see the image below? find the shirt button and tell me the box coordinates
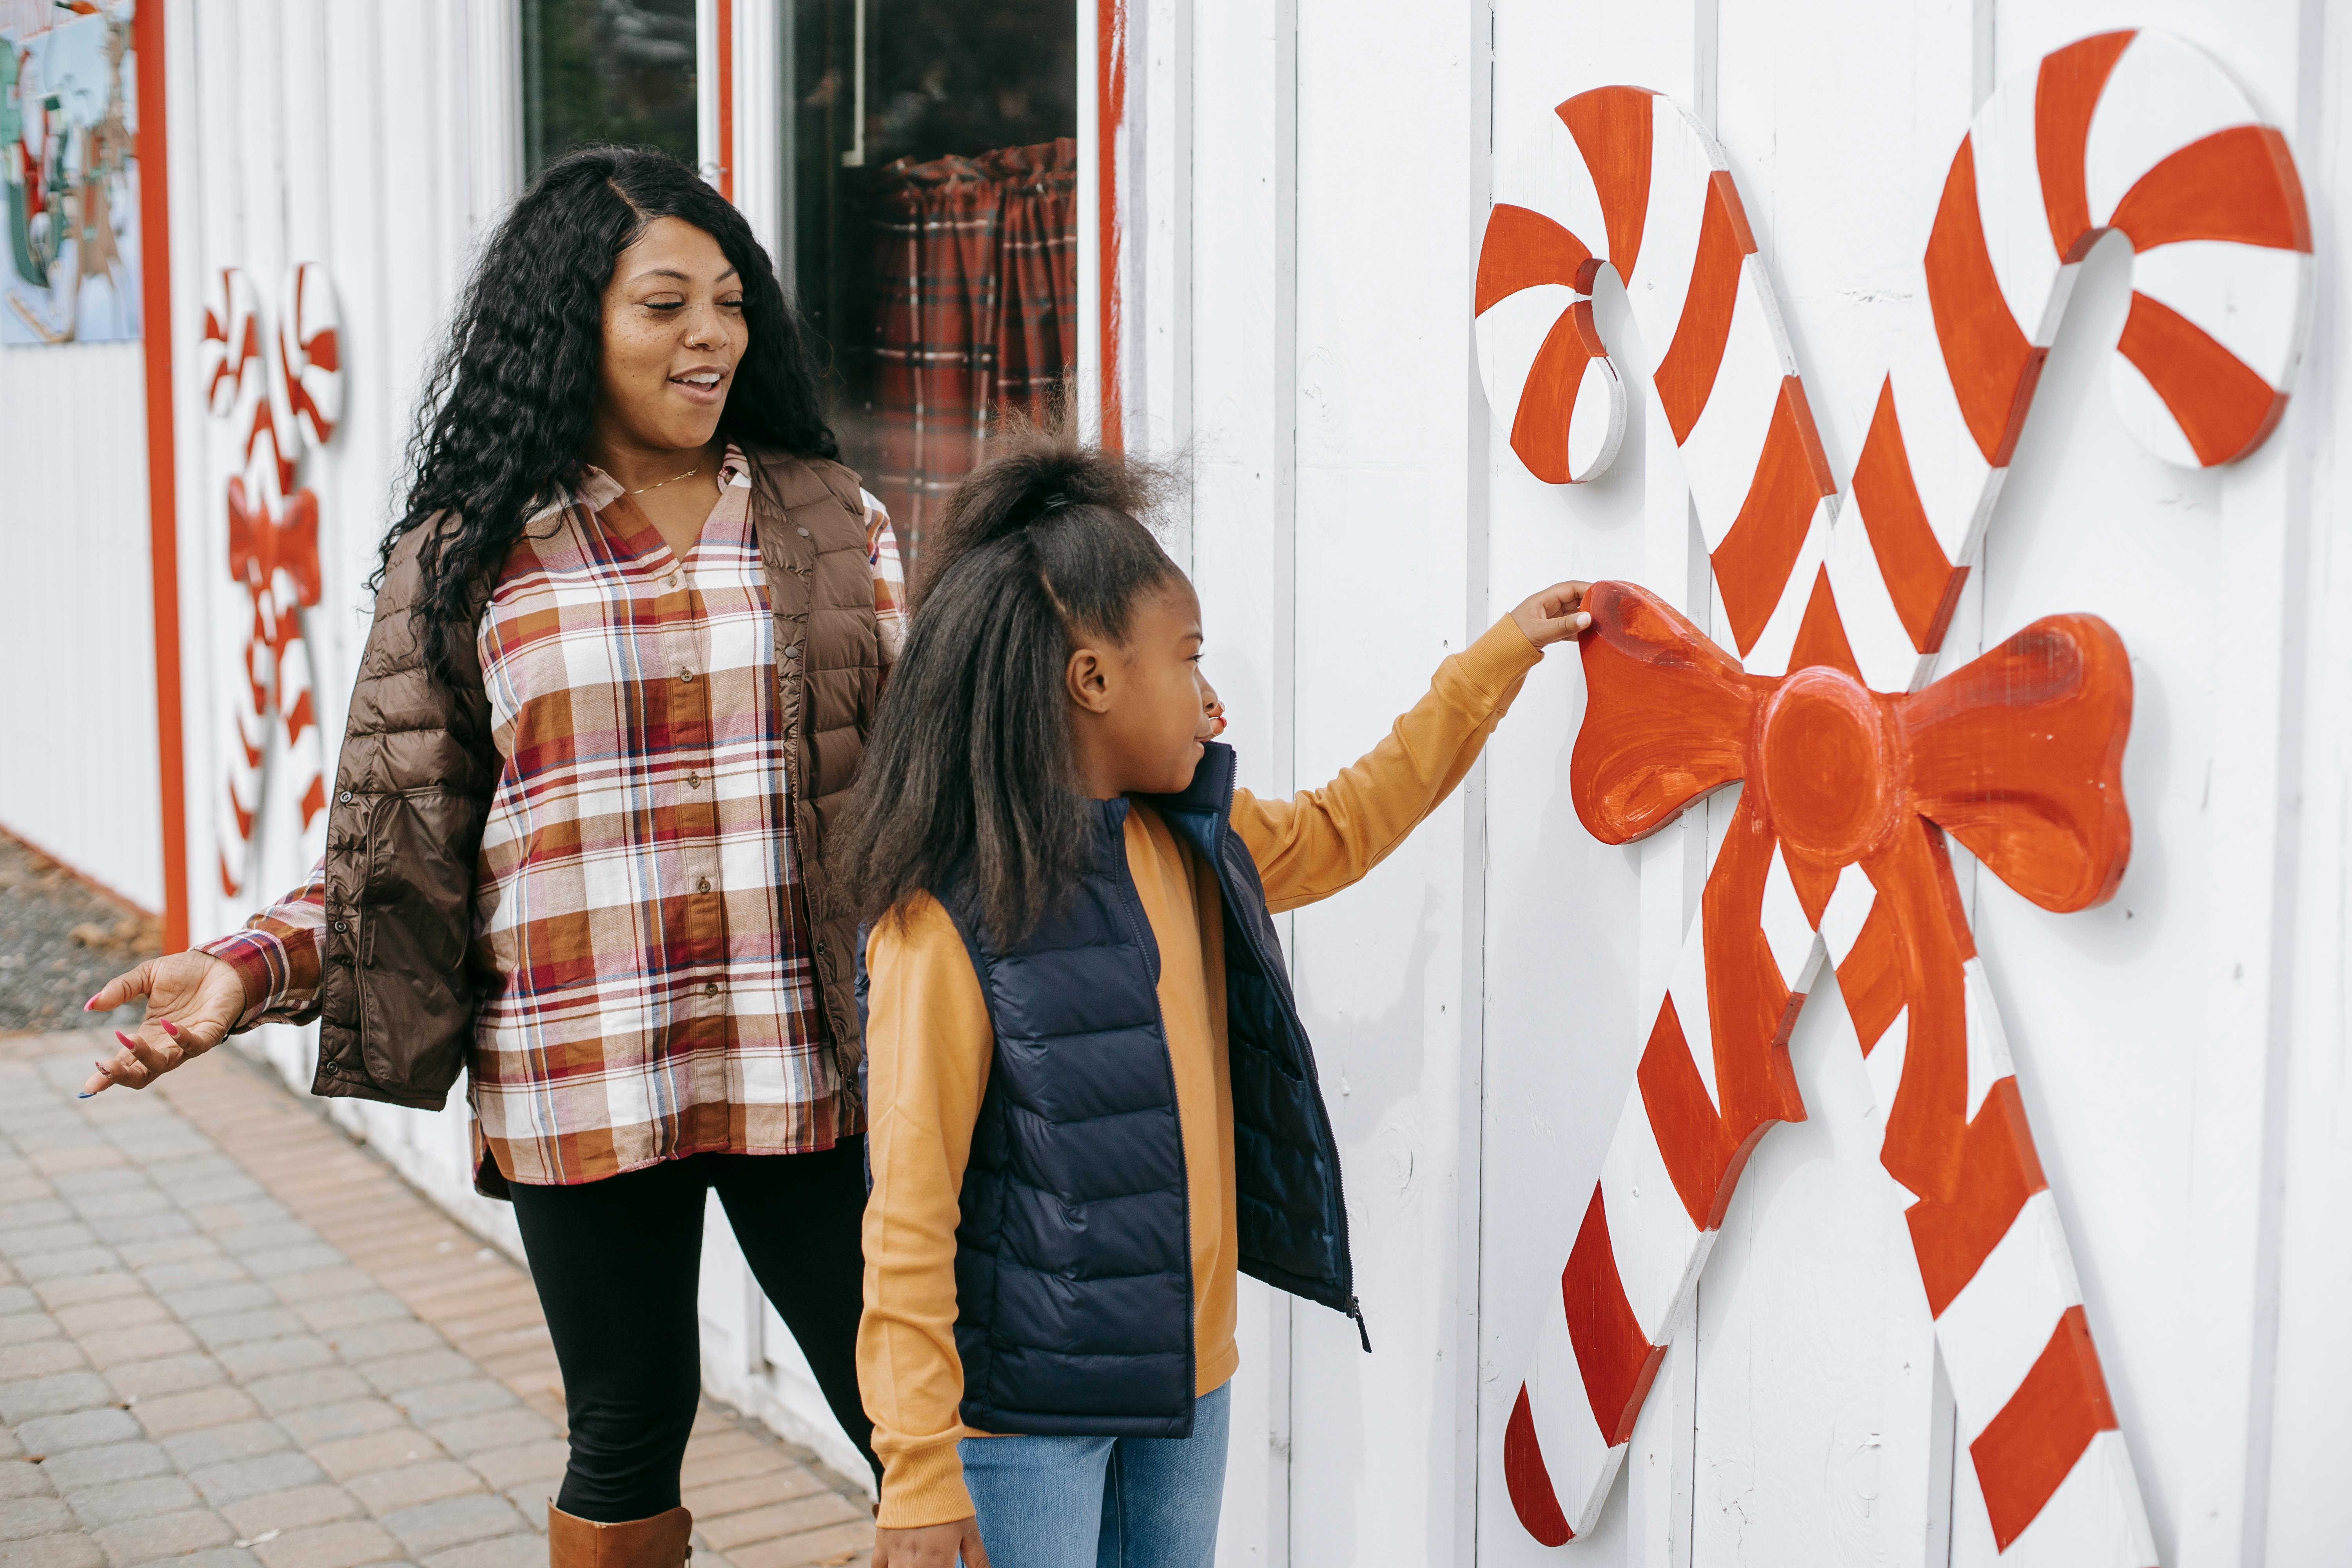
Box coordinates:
[796,526,811,538]
[332,920,347,933]
[338,790,352,803]
[685,772,701,789]
[667,573,681,588]
[704,982,720,998]
[679,668,695,683]
[697,877,712,893]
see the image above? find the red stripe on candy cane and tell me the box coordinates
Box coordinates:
[2116,290,2290,465]
[1475,204,1594,314]
[1561,86,1653,283]
[2109,125,2313,254]
[1924,136,2043,468]
[1850,381,1967,654]
[1711,377,1835,653]
[2034,31,2136,256]
[1502,1389,1575,1546]
[1512,304,1612,486]
[1971,1306,2121,1549]
[1654,172,1757,443]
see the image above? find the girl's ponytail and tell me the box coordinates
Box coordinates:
[837,432,1183,944]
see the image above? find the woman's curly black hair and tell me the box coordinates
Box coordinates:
[379,145,838,686]
[835,430,1182,945]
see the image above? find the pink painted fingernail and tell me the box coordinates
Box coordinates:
[157,1019,180,1037]
[93,1060,114,1076]
[114,1031,138,1050]
[83,993,102,1011]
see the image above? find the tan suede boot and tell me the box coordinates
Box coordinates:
[546,1503,693,1568]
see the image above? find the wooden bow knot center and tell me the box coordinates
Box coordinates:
[1755,666,1900,865]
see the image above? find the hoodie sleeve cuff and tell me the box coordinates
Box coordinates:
[877,1438,976,1531]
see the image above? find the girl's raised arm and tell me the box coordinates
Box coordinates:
[1232,582,1588,913]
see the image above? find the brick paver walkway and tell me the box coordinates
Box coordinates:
[0,1033,873,1568]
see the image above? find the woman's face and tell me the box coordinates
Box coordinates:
[595,216,746,455]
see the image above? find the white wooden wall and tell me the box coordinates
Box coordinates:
[1158,1,2352,1564]
[0,341,163,908]
[11,0,2351,1555]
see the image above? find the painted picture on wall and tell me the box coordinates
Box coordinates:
[0,0,140,345]
[1475,27,2310,1562]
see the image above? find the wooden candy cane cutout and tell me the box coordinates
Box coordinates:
[203,263,343,897]
[267,264,342,873]
[1479,30,2310,1561]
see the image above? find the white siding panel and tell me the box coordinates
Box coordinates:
[0,343,162,908]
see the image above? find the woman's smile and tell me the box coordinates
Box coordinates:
[668,363,730,406]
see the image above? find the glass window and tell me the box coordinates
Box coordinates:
[523,0,699,179]
[787,0,1079,575]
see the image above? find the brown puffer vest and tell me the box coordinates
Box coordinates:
[304,450,880,1131]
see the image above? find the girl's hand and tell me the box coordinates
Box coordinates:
[1510,580,1594,648]
[79,953,247,1097]
[874,1517,991,1568]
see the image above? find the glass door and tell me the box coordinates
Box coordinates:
[521,0,702,178]
[784,0,1078,577]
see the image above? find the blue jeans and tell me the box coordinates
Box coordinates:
[959,1382,1230,1568]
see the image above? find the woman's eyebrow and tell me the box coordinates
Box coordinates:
[632,266,742,284]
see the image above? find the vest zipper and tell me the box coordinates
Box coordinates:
[1204,756,1370,1355]
[1109,834,1200,1419]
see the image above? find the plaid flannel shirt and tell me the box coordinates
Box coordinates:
[205,450,907,1184]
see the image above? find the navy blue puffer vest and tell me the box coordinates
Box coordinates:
[922,742,1362,1439]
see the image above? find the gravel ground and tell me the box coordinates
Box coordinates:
[0,830,160,1036]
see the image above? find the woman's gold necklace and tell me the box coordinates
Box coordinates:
[630,461,705,496]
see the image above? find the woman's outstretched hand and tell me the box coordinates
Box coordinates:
[874,1518,991,1568]
[1510,580,1595,648]
[79,953,247,1097]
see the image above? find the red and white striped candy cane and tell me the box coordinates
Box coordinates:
[1477,30,2308,1559]
[266,264,342,872]
[202,263,343,897]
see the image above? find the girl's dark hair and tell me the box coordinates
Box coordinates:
[837,431,1184,944]
[380,145,838,685]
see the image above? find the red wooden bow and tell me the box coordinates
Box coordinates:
[1571,580,2131,1205]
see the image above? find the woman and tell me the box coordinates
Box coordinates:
[86,147,893,1567]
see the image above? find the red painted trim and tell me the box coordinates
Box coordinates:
[1096,0,1125,449]
[134,0,188,951]
[717,0,735,201]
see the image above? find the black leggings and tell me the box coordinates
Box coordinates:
[509,1142,877,1521]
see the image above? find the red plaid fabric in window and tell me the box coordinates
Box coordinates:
[204,449,906,1185]
[869,136,1078,570]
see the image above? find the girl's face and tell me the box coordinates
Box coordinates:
[594,216,746,456]
[1066,581,1223,798]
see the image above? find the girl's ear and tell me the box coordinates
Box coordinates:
[1066,643,1115,714]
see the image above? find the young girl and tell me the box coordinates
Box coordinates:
[842,437,1589,1567]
